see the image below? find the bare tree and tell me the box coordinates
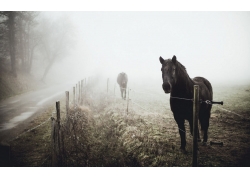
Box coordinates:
[0,11,40,76]
[0,14,9,65]
[16,11,40,73]
[38,15,75,82]
[0,11,17,77]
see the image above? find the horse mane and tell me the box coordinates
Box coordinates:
[175,60,191,80]
[173,59,194,91]
[176,60,186,72]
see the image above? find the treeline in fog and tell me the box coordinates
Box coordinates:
[0,11,75,82]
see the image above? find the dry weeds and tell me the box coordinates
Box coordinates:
[6,84,250,167]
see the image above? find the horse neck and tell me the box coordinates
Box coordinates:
[171,72,194,97]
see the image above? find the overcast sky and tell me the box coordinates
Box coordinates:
[46,11,250,85]
[3,1,250,85]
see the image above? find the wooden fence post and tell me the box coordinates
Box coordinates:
[127,88,129,115]
[107,78,109,93]
[79,81,81,105]
[85,78,87,99]
[51,101,61,166]
[73,87,75,108]
[192,85,199,167]
[65,91,69,123]
[81,79,83,104]
[51,117,55,166]
[78,81,80,105]
[76,84,78,106]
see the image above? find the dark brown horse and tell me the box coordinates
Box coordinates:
[159,55,213,151]
[117,72,128,99]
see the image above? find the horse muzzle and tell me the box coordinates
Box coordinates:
[162,82,171,94]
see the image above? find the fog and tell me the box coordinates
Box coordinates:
[1,9,250,170]
[14,11,244,92]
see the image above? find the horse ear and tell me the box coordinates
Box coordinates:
[172,55,177,64]
[159,56,164,64]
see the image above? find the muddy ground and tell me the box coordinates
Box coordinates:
[1,82,250,167]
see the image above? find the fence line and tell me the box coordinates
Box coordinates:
[215,106,248,119]
[130,100,187,133]
[119,87,165,100]
[131,100,148,111]
[129,86,248,121]
[8,77,248,166]
[108,85,168,115]
[10,78,244,143]
[10,117,51,142]
[130,89,166,99]
[49,78,249,167]
[110,82,249,147]
[130,100,165,116]
[130,96,187,134]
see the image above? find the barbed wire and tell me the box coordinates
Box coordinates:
[215,106,246,119]
[169,95,247,120]
[131,100,187,133]
[10,117,51,142]
[130,89,168,100]
[8,79,243,167]
[170,96,193,101]
[114,86,250,144]
[130,100,148,111]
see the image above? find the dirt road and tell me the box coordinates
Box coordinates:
[0,82,74,143]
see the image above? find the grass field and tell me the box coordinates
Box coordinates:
[5,80,250,167]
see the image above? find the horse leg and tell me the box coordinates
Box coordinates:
[124,89,126,99]
[120,88,123,99]
[197,128,201,142]
[200,116,210,145]
[189,119,201,142]
[189,119,193,136]
[176,119,186,151]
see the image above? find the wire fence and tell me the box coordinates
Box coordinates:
[215,106,248,119]
[48,79,250,167]
[110,81,250,143]
[6,77,249,167]
[10,117,51,142]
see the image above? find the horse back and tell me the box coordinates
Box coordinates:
[192,76,213,100]
[117,73,128,85]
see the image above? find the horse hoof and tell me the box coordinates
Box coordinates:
[179,147,187,154]
[202,142,207,146]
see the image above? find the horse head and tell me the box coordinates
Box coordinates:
[159,55,177,93]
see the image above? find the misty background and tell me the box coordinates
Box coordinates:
[1,11,250,95]
[1,9,250,171]
[37,12,250,85]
